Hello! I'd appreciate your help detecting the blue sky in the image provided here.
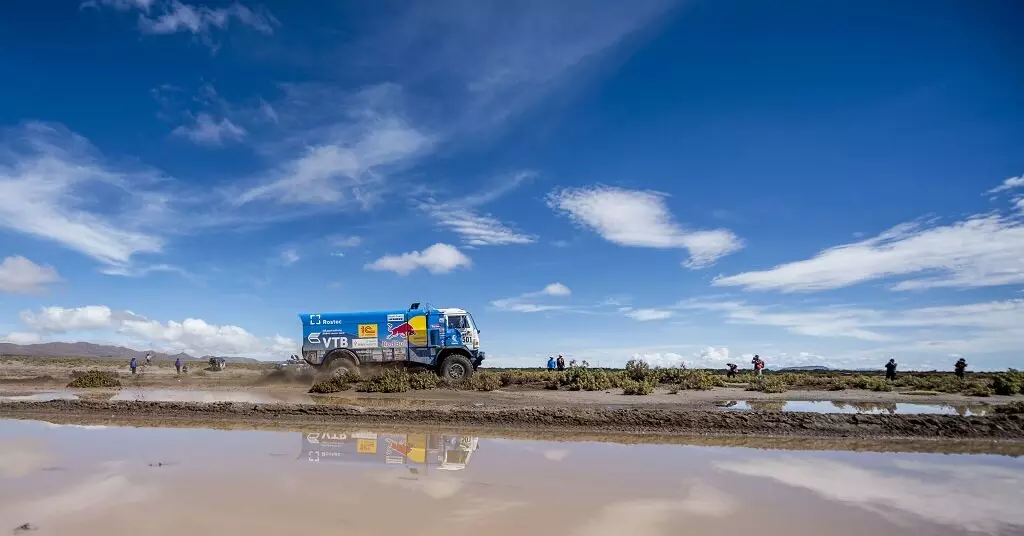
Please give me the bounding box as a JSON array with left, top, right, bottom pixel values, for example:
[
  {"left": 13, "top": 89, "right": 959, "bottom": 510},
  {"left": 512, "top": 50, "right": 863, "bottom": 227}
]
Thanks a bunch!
[{"left": 1, "top": 0, "right": 1022, "bottom": 369}]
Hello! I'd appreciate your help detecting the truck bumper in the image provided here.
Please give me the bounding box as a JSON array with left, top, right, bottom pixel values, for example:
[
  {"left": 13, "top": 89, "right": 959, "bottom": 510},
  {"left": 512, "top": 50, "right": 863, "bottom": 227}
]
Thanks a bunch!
[{"left": 472, "top": 351, "right": 485, "bottom": 370}]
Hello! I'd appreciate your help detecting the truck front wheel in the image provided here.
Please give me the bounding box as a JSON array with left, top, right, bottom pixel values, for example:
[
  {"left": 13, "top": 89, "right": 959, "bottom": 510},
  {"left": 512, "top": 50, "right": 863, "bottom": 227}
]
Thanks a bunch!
[
  {"left": 440, "top": 354, "right": 474, "bottom": 383},
  {"left": 324, "top": 351, "right": 360, "bottom": 377}
]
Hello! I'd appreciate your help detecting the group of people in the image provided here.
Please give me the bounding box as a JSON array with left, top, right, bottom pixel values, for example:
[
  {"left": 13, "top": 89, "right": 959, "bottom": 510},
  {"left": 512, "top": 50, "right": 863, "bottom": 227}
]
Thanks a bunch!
[
  {"left": 546, "top": 355, "right": 566, "bottom": 371},
  {"left": 884, "top": 357, "right": 968, "bottom": 380},
  {"left": 128, "top": 353, "right": 188, "bottom": 375},
  {"left": 723, "top": 355, "right": 766, "bottom": 378}
]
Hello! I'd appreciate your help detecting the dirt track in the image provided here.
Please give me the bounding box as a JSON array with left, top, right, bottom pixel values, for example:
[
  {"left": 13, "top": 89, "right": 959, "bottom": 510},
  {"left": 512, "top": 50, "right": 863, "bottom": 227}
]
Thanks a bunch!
[{"left": 3, "top": 399, "right": 1023, "bottom": 442}]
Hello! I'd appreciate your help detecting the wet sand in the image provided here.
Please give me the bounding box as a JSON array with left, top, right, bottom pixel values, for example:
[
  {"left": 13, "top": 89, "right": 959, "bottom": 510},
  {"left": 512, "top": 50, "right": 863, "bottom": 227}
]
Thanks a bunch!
[
  {"left": 2, "top": 398, "right": 1023, "bottom": 442},
  {"left": 1, "top": 418, "right": 1022, "bottom": 535}
]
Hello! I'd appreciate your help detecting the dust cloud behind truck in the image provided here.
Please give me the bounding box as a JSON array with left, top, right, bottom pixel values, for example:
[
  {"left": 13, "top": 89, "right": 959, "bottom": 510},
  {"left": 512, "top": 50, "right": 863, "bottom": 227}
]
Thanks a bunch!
[{"left": 299, "top": 302, "right": 484, "bottom": 381}]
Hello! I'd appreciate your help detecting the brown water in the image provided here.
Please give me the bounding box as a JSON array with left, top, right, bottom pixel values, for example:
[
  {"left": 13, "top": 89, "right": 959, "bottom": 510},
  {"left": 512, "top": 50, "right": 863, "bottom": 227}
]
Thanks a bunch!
[
  {"left": 107, "top": 389, "right": 314, "bottom": 404},
  {"left": 1, "top": 419, "right": 1022, "bottom": 535}
]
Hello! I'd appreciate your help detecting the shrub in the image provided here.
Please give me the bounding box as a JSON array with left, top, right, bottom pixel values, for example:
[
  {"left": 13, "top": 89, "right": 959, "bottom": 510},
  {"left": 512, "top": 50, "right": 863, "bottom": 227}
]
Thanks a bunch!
[
  {"left": 747, "top": 376, "right": 787, "bottom": 393},
  {"left": 965, "top": 386, "right": 993, "bottom": 397},
  {"left": 658, "top": 366, "right": 689, "bottom": 385},
  {"left": 358, "top": 368, "right": 410, "bottom": 393},
  {"left": 825, "top": 378, "right": 847, "bottom": 391},
  {"left": 625, "top": 359, "right": 655, "bottom": 382},
  {"left": 499, "top": 370, "right": 523, "bottom": 387},
  {"left": 622, "top": 379, "right": 654, "bottom": 395},
  {"left": 994, "top": 401, "right": 1024, "bottom": 414},
  {"left": 562, "top": 365, "right": 613, "bottom": 391},
  {"left": 472, "top": 371, "right": 502, "bottom": 391},
  {"left": 67, "top": 370, "right": 120, "bottom": 388},
  {"left": 676, "top": 370, "right": 725, "bottom": 391},
  {"left": 544, "top": 378, "right": 560, "bottom": 390},
  {"left": 991, "top": 370, "right": 1024, "bottom": 396},
  {"left": 409, "top": 371, "right": 444, "bottom": 390},
  {"left": 309, "top": 372, "right": 357, "bottom": 393}
]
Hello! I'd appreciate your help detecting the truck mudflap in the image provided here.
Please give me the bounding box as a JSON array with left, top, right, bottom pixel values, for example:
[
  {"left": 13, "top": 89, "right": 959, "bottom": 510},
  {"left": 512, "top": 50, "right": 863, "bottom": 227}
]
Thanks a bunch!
[{"left": 472, "top": 351, "right": 485, "bottom": 370}]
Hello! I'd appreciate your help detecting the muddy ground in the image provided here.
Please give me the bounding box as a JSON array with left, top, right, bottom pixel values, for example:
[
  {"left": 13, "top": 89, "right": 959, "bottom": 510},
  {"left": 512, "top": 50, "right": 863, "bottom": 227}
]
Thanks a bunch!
[{"left": 3, "top": 356, "right": 1024, "bottom": 444}]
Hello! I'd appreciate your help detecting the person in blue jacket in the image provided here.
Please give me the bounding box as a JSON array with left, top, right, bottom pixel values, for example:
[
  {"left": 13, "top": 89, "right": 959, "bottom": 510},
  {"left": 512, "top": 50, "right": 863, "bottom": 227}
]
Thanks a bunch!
[
  {"left": 547, "top": 356, "right": 556, "bottom": 371},
  {"left": 129, "top": 357, "right": 137, "bottom": 375},
  {"left": 175, "top": 357, "right": 182, "bottom": 374}
]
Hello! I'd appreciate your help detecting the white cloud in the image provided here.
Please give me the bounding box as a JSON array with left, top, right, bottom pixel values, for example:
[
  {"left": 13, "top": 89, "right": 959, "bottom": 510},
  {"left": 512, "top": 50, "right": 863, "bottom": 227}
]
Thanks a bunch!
[
  {"left": 234, "top": 85, "right": 434, "bottom": 208},
  {"left": 12, "top": 304, "right": 293, "bottom": 358},
  {"left": 0, "top": 122, "right": 168, "bottom": 271},
  {"left": 432, "top": 209, "right": 535, "bottom": 246},
  {"left": 365, "top": 243, "right": 471, "bottom": 275},
  {"left": 491, "top": 283, "right": 573, "bottom": 312},
  {"left": 714, "top": 212, "right": 1024, "bottom": 293},
  {"left": 172, "top": 113, "right": 246, "bottom": 146},
  {"left": 20, "top": 305, "right": 115, "bottom": 333},
  {"left": 679, "top": 298, "right": 1024, "bottom": 354},
  {"left": 89, "top": 0, "right": 279, "bottom": 40},
  {"left": 695, "top": 346, "right": 730, "bottom": 363},
  {"left": 986, "top": 174, "right": 1024, "bottom": 194},
  {"left": 279, "top": 249, "right": 300, "bottom": 266},
  {"left": 547, "top": 186, "right": 743, "bottom": 268},
  {"left": 0, "top": 332, "right": 41, "bottom": 345},
  {"left": 621, "top": 307, "right": 673, "bottom": 321},
  {"left": 542, "top": 282, "right": 571, "bottom": 296},
  {"left": 0, "top": 256, "right": 60, "bottom": 294},
  {"left": 330, "top": 235, "right": 361, "bottom": 248}
]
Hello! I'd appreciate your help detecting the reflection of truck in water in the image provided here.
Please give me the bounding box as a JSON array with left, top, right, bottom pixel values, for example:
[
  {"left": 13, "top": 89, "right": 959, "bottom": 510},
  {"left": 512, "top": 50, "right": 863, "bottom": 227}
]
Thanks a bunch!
[
  {"left": 299, "top": 302, "right": 485, "bottom": 381},
  {"left": 299, "top": 431, "right": 480, "bottom": 473}
]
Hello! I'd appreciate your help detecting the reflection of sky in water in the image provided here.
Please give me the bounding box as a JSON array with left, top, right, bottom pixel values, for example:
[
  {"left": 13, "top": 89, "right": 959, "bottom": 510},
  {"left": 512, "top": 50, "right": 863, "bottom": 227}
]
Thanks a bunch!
[
  {"left": 0, "top": 392, "right": 79, "bottom": 402},
  {"left": 107, "top": 389, "right": 314, "bottom": 404},
  {"left": 723, "top": 400, "right": 989, "bottom": 415},
  {"left": 1, "top": 419, "right": 1021, "bottom": 535}
]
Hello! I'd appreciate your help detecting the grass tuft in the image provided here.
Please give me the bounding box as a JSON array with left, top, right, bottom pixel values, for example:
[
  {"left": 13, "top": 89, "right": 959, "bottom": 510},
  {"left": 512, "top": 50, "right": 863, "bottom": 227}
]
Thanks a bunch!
[{"left": 67, "top": 370, "right": 120, "bottom": 388}]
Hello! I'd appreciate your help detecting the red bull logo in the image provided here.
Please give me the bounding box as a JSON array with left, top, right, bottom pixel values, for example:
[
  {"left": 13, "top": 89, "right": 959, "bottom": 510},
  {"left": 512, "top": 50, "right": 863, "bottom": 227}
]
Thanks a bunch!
[
  {"left": 386, "top": 321, "right": 415, "bottom": 340},
  {"left": 385, "top": 437, "right": 412, "bottom": 457}
]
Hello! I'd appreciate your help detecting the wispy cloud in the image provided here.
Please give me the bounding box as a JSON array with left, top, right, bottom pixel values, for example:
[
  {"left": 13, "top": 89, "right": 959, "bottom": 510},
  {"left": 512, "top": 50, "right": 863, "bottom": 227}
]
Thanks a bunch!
[
  {"left": 620, "top": 307, "right": 673, "bottom": 321},
  {"left": 986, "top": 174, "right": 1024, "bottom": 194},
  {"left": 0, "top": 256, "right": 60, "bottom": 294},
  {"left": 279, "top": 249, "right": 300, "bottom": 266},
  {"left": 491, "top": 282, "right": 573, "bottom": 312},
  {"left": 432, "top": 210, "right": 535, "bottom": 246},
  {"left": 713, "top": 196, "right": 1024, "bottom": 293},
  {"left": 365, "top": 243, "right": 471, "bottom": 275},
  {"left": 0, "top": 122, "right": 170, "bottom": 272},
  {"left": 547, "top": 185, "right": 743, "bottom": 268},
  {"left": 85, "top": 0, "right": 279, "bottom": 45},
  {"left": 172, "top": 113, "right": 246, "bottom": 146}
]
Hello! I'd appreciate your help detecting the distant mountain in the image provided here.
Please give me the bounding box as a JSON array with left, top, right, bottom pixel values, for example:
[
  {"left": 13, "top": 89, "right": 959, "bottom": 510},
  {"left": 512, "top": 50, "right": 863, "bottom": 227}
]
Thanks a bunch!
[
  {"left": 0, "top": 342, "right": 258, "bottom": 362},
  {"left": 776, "top": 365, "right": 831, "bottom": 372}
]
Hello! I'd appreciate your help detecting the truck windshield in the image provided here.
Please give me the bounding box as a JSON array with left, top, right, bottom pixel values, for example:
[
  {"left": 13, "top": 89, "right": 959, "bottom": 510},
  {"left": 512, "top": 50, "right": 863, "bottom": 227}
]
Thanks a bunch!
[
  {"left": 467, "top": 312, "right": 478, "bottom": 332},
  {"left": 449, "top": 315, "right": 468, "bottom": 329}
]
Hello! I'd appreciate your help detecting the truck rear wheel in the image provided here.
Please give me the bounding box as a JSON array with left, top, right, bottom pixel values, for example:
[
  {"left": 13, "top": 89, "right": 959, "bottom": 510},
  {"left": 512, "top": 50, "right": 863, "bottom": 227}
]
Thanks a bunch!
[
  {"left": 325, "top": 352, "right": 360, "bottom": 377},
  {"left": 440, "top": 354, "right": 474, "bottom": 383}
]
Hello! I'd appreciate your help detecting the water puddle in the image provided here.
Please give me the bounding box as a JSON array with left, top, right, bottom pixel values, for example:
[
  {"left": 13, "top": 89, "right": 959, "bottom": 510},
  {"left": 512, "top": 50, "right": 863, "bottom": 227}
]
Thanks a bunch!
[
  {"left": 0, "top": 418, "right": 1021, "bottom": 535},
  {"left": 0, "top": 392, "right": 79, "bottom": 402},
  {"left": 716, "top": 400, "right": 990, "bottom": 415},
  {"left": 107, "top": 389, "right": 314, "bottom": 404}
]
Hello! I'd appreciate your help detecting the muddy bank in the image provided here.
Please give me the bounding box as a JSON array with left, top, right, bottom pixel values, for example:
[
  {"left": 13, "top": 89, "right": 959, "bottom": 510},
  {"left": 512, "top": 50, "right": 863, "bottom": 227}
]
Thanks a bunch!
[{"left": 2, "top": 399, "right": 1023, "bottom": 441}]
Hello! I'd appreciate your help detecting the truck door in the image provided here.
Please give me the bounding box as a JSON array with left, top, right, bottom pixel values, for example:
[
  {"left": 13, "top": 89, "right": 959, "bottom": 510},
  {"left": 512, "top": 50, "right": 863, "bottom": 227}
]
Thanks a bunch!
[{"left": 405, "top": 310, "right": 434, "bottom": 366}]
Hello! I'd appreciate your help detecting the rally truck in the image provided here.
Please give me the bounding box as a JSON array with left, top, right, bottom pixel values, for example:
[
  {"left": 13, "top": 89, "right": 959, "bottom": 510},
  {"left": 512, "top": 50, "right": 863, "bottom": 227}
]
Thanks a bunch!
[{"left": 299, "top": 302, "right": 484, "bottom": 381}]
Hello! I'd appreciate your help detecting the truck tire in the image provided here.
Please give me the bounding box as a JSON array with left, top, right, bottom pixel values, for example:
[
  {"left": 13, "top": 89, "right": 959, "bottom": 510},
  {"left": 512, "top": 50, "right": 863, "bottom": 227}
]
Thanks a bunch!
[
  {"left": 325, "top": 351, "right": 360, "bottom": 377},
  {"left": 440, "top": 354, "right": 474, "bottom": 383}
]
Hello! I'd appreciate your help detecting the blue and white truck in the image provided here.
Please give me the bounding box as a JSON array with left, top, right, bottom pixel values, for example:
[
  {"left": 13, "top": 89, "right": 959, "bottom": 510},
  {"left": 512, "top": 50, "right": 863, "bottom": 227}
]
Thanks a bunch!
[{"left": 299, "top": 302, "right": 484, "bottom": 381}]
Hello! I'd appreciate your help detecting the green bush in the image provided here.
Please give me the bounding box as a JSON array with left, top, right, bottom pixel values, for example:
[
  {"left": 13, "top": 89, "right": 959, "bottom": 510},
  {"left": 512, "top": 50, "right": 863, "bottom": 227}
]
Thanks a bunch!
[
  {"left": 825, "top": 378, "right": 847, "bottom": 391},
  {"left": 358, "top": 368, "right": 410, "bottom": 393},
  {"left": 994, "top": 401, "right": 1024, "bottom": 414},
  {"left": 544, "top": 378, "right": 560, "bottom": 390},
  {"left": 471, "top": 371, "right": 502, "bottom": 391},
  {"left": 67, "top": 370, "right": 121, "bottom": 388},
  {"left": 676, "top": 370, "right": 725, "bottom": 391},
  {"left": 309, "top": 372, "right": 357, "bottom": 393},
  {"left": 747, "top": 376, "right": 787, "bottom": 393},
  {"left": 409, "top": 371, "right": 444, "bottom": 390},
  {"left": 965, "top": 386, "right": 993, "bottom": 397},
  {"left": 563, "top": 365, "right": 613, "bottom": 391},
  {"left": 625, "top": 359, "right": 655, "bottom": 382},
  {"left": 991, "top": 370, "right": 1024, "bottom": 396},
  {"left": 622, "top": 379, "right": 654, "bottom": 395}
]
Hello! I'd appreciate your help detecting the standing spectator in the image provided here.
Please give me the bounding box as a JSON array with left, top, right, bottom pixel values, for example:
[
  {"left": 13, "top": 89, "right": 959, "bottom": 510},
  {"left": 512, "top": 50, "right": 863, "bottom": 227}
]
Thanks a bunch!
[
  {"left": 954, "top": 358, "right": 968, "bottom": 380},
  {"left": 726, "top": 363, "right": 738, "bottom": 379},
  {"left": 130, "top": 357, "right": 137, "bottom": 375},
  {"left": 885, "top": 358, "right": 897, "bottom": 381},
  {"left": 556, "top": 355, "right": 565, "bottom": 371},
  {"left": 547, "top": 356, "right": 556, "bottom": 371},
  {"left": 145, "top": 353, "right": 152, "bottom": 365},
  {"left": 175, "top": 357, "right": 182, "bottom": 374},
  {"left": 752, "top": 355, "right": 765, "bottom": 377}
]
